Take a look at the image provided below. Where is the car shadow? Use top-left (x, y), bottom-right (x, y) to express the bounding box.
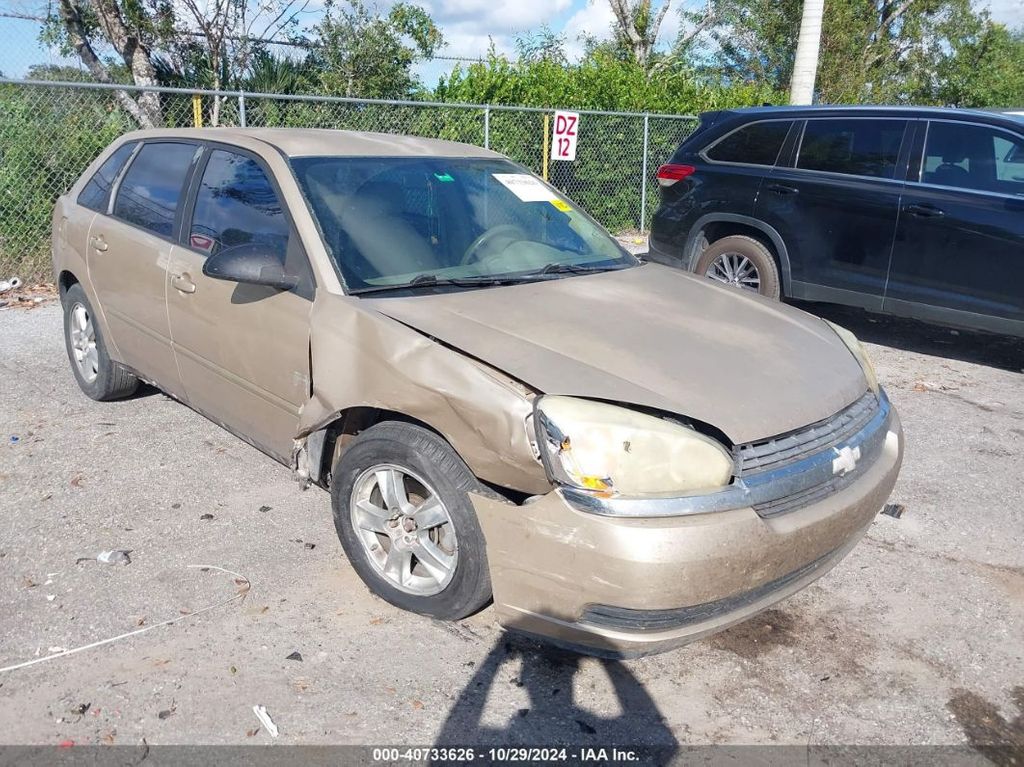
top-left (791, 301), bottom-right (1024, 373)
top-left (431, 631), bottom-right (678, 760)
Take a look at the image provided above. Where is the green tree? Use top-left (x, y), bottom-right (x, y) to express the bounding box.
top-left (689, 0), bottom-right (1008, 104)
top-left (309, 0), bottom-right (443, 99)
top-left (927, 20), bottom-right (1024, 107)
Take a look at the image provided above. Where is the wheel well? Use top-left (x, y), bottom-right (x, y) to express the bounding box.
top-left (699, 222), bottom-right (785, 296)
top-left (316, 407), bottom-right (450, 487)
top-left (312, 407), bottom-right (525, 503)
top-left (58, 270), bottom-right (80, 300)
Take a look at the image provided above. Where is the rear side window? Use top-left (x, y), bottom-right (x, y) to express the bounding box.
top-left (188, 150), bottom-right (289, 261)
top-left (797, 119), bottom-right (906, 179)
top-left (113, 142), bottom-right (197, 238)
top-left (921, 121), bottom-right (1024, 196)
top-left (78, 143), bottom-right (136, 213)
top-left (704, 121), bottom-right (792, 166)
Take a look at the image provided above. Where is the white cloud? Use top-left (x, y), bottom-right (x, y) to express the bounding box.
top-left (421, 0), bottom-right (572, 32)
top-left (984, 0), bottom-right (1024, 26)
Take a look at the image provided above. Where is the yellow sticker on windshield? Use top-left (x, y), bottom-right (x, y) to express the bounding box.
top-left (550, 199), bottom-right (572, 212)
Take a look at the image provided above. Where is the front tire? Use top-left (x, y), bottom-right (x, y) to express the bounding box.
top-left (62, 283), bottom-right (139, 401)
top-left (696, 234), bottom-right (781, 299)
top-left (329, 422), bottom-right (492, 620)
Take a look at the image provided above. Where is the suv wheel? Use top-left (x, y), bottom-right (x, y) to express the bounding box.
top-left (696, 235), bottom-right (781, 299)
top-left (329, 421), bottom-right (492, 620)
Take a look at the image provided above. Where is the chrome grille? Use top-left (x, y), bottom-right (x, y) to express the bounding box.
top-left (735, 392), bottom-right (880, 477)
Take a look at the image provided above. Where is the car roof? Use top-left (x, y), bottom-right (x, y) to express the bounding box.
top-left (117, 127), bottom-right (503, 159)
top-left (716, 104), bottom-right (1024, 123)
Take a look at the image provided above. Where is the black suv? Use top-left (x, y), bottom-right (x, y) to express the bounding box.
top-left (648, 106), bottom-right (1024, 337)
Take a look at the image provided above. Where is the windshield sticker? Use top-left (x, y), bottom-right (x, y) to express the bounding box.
top-left (492, 173), bottom-right (559, 202)
top-left (549, 199), bottom-right (572, 212)
top-left (433, 172), bottom-right (454, 182)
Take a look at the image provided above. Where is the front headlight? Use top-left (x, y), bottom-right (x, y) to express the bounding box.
top-left (826, 321), bottom-right (879, 394)
top-left (534, 396), bottom-right (734, 496)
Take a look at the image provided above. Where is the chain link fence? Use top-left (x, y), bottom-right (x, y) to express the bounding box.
top-left (0, 78), bottom-right (697, 282)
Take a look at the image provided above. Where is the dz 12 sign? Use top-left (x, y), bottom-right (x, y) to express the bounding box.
top-left (551, 110), bottom-right (579, 161)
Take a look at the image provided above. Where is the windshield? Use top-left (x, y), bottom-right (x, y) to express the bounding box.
top-left (290, 156), bottom-right (637, 291)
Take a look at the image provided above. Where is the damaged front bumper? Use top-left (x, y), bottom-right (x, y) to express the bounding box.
top-left (472, 407), bottom-right (904, 658)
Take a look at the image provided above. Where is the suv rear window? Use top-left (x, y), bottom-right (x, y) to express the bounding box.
top-left (113, 142), bottom-right (198, 238)
top-left (78, 142), bottom-right (136, 213)
top-left (704, 121), bottom-right (792, 166)
top-left (797, 118), bottom-right (906, 179)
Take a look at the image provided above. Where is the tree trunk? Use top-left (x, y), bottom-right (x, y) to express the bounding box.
top-left (790, 0), bottom-right (825, 105)
top-left (84, 0), bottom-right (163, 126)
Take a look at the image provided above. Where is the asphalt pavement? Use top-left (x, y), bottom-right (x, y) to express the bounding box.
top-left (0, 298), bottom-right (1022, 758)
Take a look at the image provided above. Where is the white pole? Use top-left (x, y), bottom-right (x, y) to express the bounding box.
top-left (790, 0), bottom-right (825, 105)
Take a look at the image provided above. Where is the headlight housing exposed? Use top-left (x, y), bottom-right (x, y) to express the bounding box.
top-left (534, 396), bottom-right (734, 497)
top-left (826, 321), bottom-right (879, 394)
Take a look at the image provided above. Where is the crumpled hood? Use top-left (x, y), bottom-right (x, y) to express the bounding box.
top-left (365, 263), bottom-right (868, 444)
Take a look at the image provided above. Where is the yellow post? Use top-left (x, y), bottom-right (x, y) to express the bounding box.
top-left (542, 113), bottom-right (550, 182)
top-left (192, 95), bottom-right (203, 128)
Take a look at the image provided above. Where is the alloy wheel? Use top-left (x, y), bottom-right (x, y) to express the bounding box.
top-left (69, 302), bottom-right (99, 383)
top-left (705, 252), bottom-right (761, 292)
top-left (349, 464), bottom-right (458, 596)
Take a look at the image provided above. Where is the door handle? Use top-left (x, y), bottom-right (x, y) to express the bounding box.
top-left (171, 272), bottom-right (196, 294)
top-left (766, 183), bottom-right (799, 196)
top-left (906, 203), bottom-right (945, 218)
top-left (89, 235), bottom-right (109, 252)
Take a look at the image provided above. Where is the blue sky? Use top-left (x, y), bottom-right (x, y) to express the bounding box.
top-left (3, 0), bottom-right (1024, 86)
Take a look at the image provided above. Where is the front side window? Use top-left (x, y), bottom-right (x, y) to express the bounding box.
top-left (291, 157), bottom-right (635, 291)
top-left (189, 150), bottom-right (289, 260)
top-left (78, 142), bottom-right (136, 213)
top-left (704, 121), bottom-right (792, 166)
top-left (921, 121), bottom-right (1024, 196)
top-left (797, 119), bottom-right (907, 179)
top-left (113, 142), bottom-right (197, 238)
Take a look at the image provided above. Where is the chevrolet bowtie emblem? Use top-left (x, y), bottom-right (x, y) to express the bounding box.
top-left (832, 445), bottom-right (861, 476)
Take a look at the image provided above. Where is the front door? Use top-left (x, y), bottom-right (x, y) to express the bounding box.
top-left (756, 117), bottom-right (911, 309)
top-left (166, 147), bottom-right (313, 461)
top-left (885, 119), bottom-right (1024, 333)
top-left (88, 141), bottom-right (201, 397)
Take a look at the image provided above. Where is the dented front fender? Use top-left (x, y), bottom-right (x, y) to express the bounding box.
top-left (296, 293), bottom-right (551, 495)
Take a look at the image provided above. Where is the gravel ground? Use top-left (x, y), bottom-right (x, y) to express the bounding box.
top-left (0, 296), bottom-right (1022, 757)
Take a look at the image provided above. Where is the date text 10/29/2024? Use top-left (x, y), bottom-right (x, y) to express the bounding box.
top-left (372, 747), bottom-right (642, 762)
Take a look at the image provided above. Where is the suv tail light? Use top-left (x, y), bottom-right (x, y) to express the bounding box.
top-left (656, 164), bottom-right (696, 187)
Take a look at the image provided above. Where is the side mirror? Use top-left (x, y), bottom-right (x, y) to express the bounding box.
top-left (202, 243), bottom-right (298, 291)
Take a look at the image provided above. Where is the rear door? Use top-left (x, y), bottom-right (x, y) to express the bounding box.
top-left (87, 141), bottom-right (201, 396)
top-left (884, 119), bottom-right (1024, 333)
top-left (755, 117), bottom-right (912, 309)
top-left (166, 146), bottom-right (313, 461)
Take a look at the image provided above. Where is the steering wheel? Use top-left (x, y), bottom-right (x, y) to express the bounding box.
top-left (461, 224), bottom-right (525, 265)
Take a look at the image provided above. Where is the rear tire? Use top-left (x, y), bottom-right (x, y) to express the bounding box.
top-left (330, 421), bottom-right (492, 620)
top-left (62, 283), bottom-right (139, 401)
top-left (696, 234), bottom-right (781, 299)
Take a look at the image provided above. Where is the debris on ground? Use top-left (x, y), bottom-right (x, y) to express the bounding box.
top-left (0, 277), bottom-right (22, 293)
top-left (0, 565), bottom-right (251, 674)
top-left (76, 550), bottom-right (132, 566)
top-left (199, 513), bottom-right (214, 521)
top-left (252, 705), bottom-right (279, 738)
top-left (258, 505), bottom-right (272, 513)
top-left (882, 503), bottom-right (906, 519)
top-left (285, 651), bottom-right (303, 662)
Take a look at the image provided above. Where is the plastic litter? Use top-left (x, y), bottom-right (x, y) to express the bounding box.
top-left (76, 550), bottom-right (132, 566)
top-left (0, 277), bottom-right (22, 293)
top-left (252, 705), bottom-right (279, 737)
top-left (881, 503), bottom-right (905, 519)
top-left (285, 651), bottom-right (303, 662)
